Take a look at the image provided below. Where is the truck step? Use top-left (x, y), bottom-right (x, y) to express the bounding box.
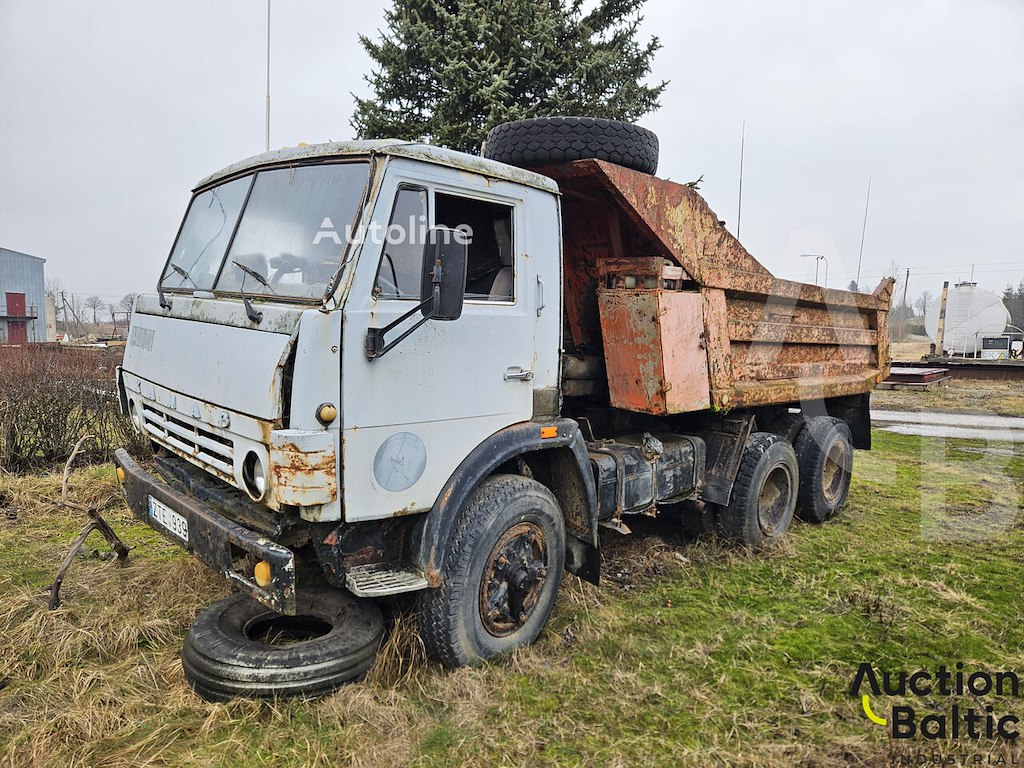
top-left (599, 518), bottom-right (632, 535)
top-left (345, 563), bottom-right (429, 597)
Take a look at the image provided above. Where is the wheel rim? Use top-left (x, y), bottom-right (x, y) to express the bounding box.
top-left (821, 440), bottom-right (851, 505)
top-left (757, 464), bottom-right (794, 536)
top-left (479, 521), bottom-right (549, 637)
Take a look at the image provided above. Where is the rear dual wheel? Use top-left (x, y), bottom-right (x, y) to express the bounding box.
top-left (794, 416), bottom-right (854, 523)
top-left (716, 432), bottom-right (798, 548)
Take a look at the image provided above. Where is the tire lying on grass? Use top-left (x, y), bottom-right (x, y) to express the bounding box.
top-left (715, 432), bottom-right (799, 548)
top-left (482, 116), bottom-right (659, 174)
top-left (793, 416), bottom-right (854, 524)
top-left (182, 586), bottom-right (384, 702)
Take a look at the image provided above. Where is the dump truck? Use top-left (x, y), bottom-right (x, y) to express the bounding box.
top-left (113, 117), bottom-right (893, 700)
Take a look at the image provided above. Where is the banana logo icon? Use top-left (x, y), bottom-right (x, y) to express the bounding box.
top-left (862, 695), bottom-right (888, 726)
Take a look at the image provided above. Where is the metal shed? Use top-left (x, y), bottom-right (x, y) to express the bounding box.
top-left (0, 247), bottom-right (49, 343)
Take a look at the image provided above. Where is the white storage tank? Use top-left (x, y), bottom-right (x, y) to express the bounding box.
top-left (925, 282), bottom-right (1010, 356)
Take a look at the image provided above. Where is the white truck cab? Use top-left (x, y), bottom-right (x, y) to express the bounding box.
top-left (121, 142), bottom-right (560, 527)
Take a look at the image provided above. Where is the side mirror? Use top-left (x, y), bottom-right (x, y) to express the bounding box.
top-left (420, 227), bottom-right (467, 321)
top-left (365, 227), bottom-right (468, 360)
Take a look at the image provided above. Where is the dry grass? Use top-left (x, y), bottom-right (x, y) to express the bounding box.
top-left (1, 433), bottom-right (1023, 767)
top-left (873, 378), bottom-right (1024, 417)
top-left (891, 337), bottom-right (934, 361)
top-left (882, 335), bottom-right (1024, 417)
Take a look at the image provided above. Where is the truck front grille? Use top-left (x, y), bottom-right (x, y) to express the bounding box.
top-left (141, 403), bottom-right (234, 479)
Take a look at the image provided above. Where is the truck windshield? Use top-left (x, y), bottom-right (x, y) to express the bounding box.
top-left (160, 161), bottom-right (369, 301)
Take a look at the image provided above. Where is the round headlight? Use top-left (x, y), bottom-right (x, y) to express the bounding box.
top-left (242, 451), bottom-right (267, 500)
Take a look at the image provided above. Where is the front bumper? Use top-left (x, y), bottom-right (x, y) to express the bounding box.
top-left (114, 448), bottom-right (296, 614)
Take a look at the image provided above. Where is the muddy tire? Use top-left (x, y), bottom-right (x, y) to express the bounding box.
top-left (418, 474), bottom-right (565, 667)
top-left (715, 432), bottom-right (798, 548)
top-left (768, 411), bottom-right (807, 444)
top-left (483, 116), bottom-right (659, 174)
top-left (794, 416), bottom-right (854, 523)
top-left (182, 586), bottom-right (384, 702)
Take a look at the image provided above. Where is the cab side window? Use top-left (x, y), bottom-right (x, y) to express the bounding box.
top-left (435, 193), bottom-right (514, 301)
top-left (374, 186), bottom-right (428, 298)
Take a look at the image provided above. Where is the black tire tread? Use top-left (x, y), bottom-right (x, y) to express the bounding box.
top-left (794, 416), bottom-right (854, 524)
top-left (483, 116), bottom-right (659, 174)
top-left (715, 432), bottom-right (798, 548)
top-left (182, 586), bottom-right (384, 701)
top-left (768, 411), bottom-right (807, 444)
top-left (418, 474), bottom-right (565, 668)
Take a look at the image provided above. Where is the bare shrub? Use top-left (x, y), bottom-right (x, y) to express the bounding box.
top-left (0, 346), bottom-right (145, 473)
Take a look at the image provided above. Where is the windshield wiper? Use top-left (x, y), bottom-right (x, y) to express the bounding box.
top-left (169, 263), bottom-right (198, 288)
top-left (231, 259), bottom-right (270, 324)
top-left (232, 260), bottom-right (275, 293)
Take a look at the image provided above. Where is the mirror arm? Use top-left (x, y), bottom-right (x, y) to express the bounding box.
top-left (157, 283), bottom-right (171, 311)
top-left (365, 286), bottom-right (440, 360)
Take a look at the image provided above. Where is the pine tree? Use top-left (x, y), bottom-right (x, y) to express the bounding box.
top-left (352, 0), bottom-right (667, 153)
top-left (1004, 281), bottom-right (1024, 331)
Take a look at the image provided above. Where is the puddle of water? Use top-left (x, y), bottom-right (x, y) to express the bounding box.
top-left (880, 424), bottom-right (1024, 443)
top-left (872, 410), bottom-right (1024, 430)
top-left (872, 409), bottom-right (1024, 442)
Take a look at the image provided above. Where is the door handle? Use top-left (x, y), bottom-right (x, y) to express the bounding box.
top-left (504, 366), bottom-right (534, 382)
top-left (536, 275), bottom-right (545, 317)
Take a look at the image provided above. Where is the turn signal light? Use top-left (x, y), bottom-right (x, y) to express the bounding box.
top-left (254, 560), bottom-right (272, 588)
top-left (316, 403), bottom-right (338, 425)
top-left (115, 466), bottom-right (126, 483)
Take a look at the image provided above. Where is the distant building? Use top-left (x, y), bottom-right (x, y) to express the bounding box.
top-left (0, 247), bottom-right (50, 343)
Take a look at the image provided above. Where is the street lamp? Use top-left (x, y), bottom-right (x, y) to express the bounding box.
top-left (800, 253), bottom-right (828, 288)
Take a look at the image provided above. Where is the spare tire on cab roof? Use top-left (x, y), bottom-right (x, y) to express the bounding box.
top-left (482, 116), bottom-right (659, 175)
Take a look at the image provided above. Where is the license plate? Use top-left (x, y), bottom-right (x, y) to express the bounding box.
top-left (148, 496), bottom-right (189, 542)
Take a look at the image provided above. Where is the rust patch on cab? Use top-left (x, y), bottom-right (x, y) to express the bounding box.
top-left (269, 430), bottom-right (337, 507)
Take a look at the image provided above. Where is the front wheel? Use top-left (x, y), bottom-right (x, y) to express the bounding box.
top-left (418, 474), bottom-right (565, 667)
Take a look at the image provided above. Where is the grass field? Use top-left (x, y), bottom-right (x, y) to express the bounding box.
top-left (2, 429), bottom-right (1023, 767)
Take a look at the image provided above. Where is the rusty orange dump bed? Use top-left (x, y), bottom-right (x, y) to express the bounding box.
top-left (539, 160), bottom-right (894, 415)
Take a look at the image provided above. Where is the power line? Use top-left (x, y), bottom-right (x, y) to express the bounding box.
top-left (827, 262), bottom-right (1023, 279)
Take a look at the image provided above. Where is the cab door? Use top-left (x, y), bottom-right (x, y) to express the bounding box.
top-left (340, 160), bottom-right (541, 523)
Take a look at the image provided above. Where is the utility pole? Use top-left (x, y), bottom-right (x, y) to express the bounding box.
top-left (736, 119), bottom-right (745, 238)
top-left (898, 268), bottom-right (910, 342)
top-left (935, 281), bottom-right (949, 356)
top-left (59, 291), bottom-right (83, 339)
top-left (855, 176), bottom-right (871, 291)
top-left (800, 254), bottom-right (828, 287)
top-left (265, 0), bottom-right (271, 152)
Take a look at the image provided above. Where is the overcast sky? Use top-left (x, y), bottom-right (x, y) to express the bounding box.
top-left (1, 0), bottom-right (1022, 309)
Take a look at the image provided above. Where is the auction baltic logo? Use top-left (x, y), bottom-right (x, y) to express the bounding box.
top-left (852, 663), bottom-right (1020, 741)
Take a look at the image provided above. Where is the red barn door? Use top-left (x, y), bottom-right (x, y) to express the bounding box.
top-left (5, 292), bottom-right (28, 343)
